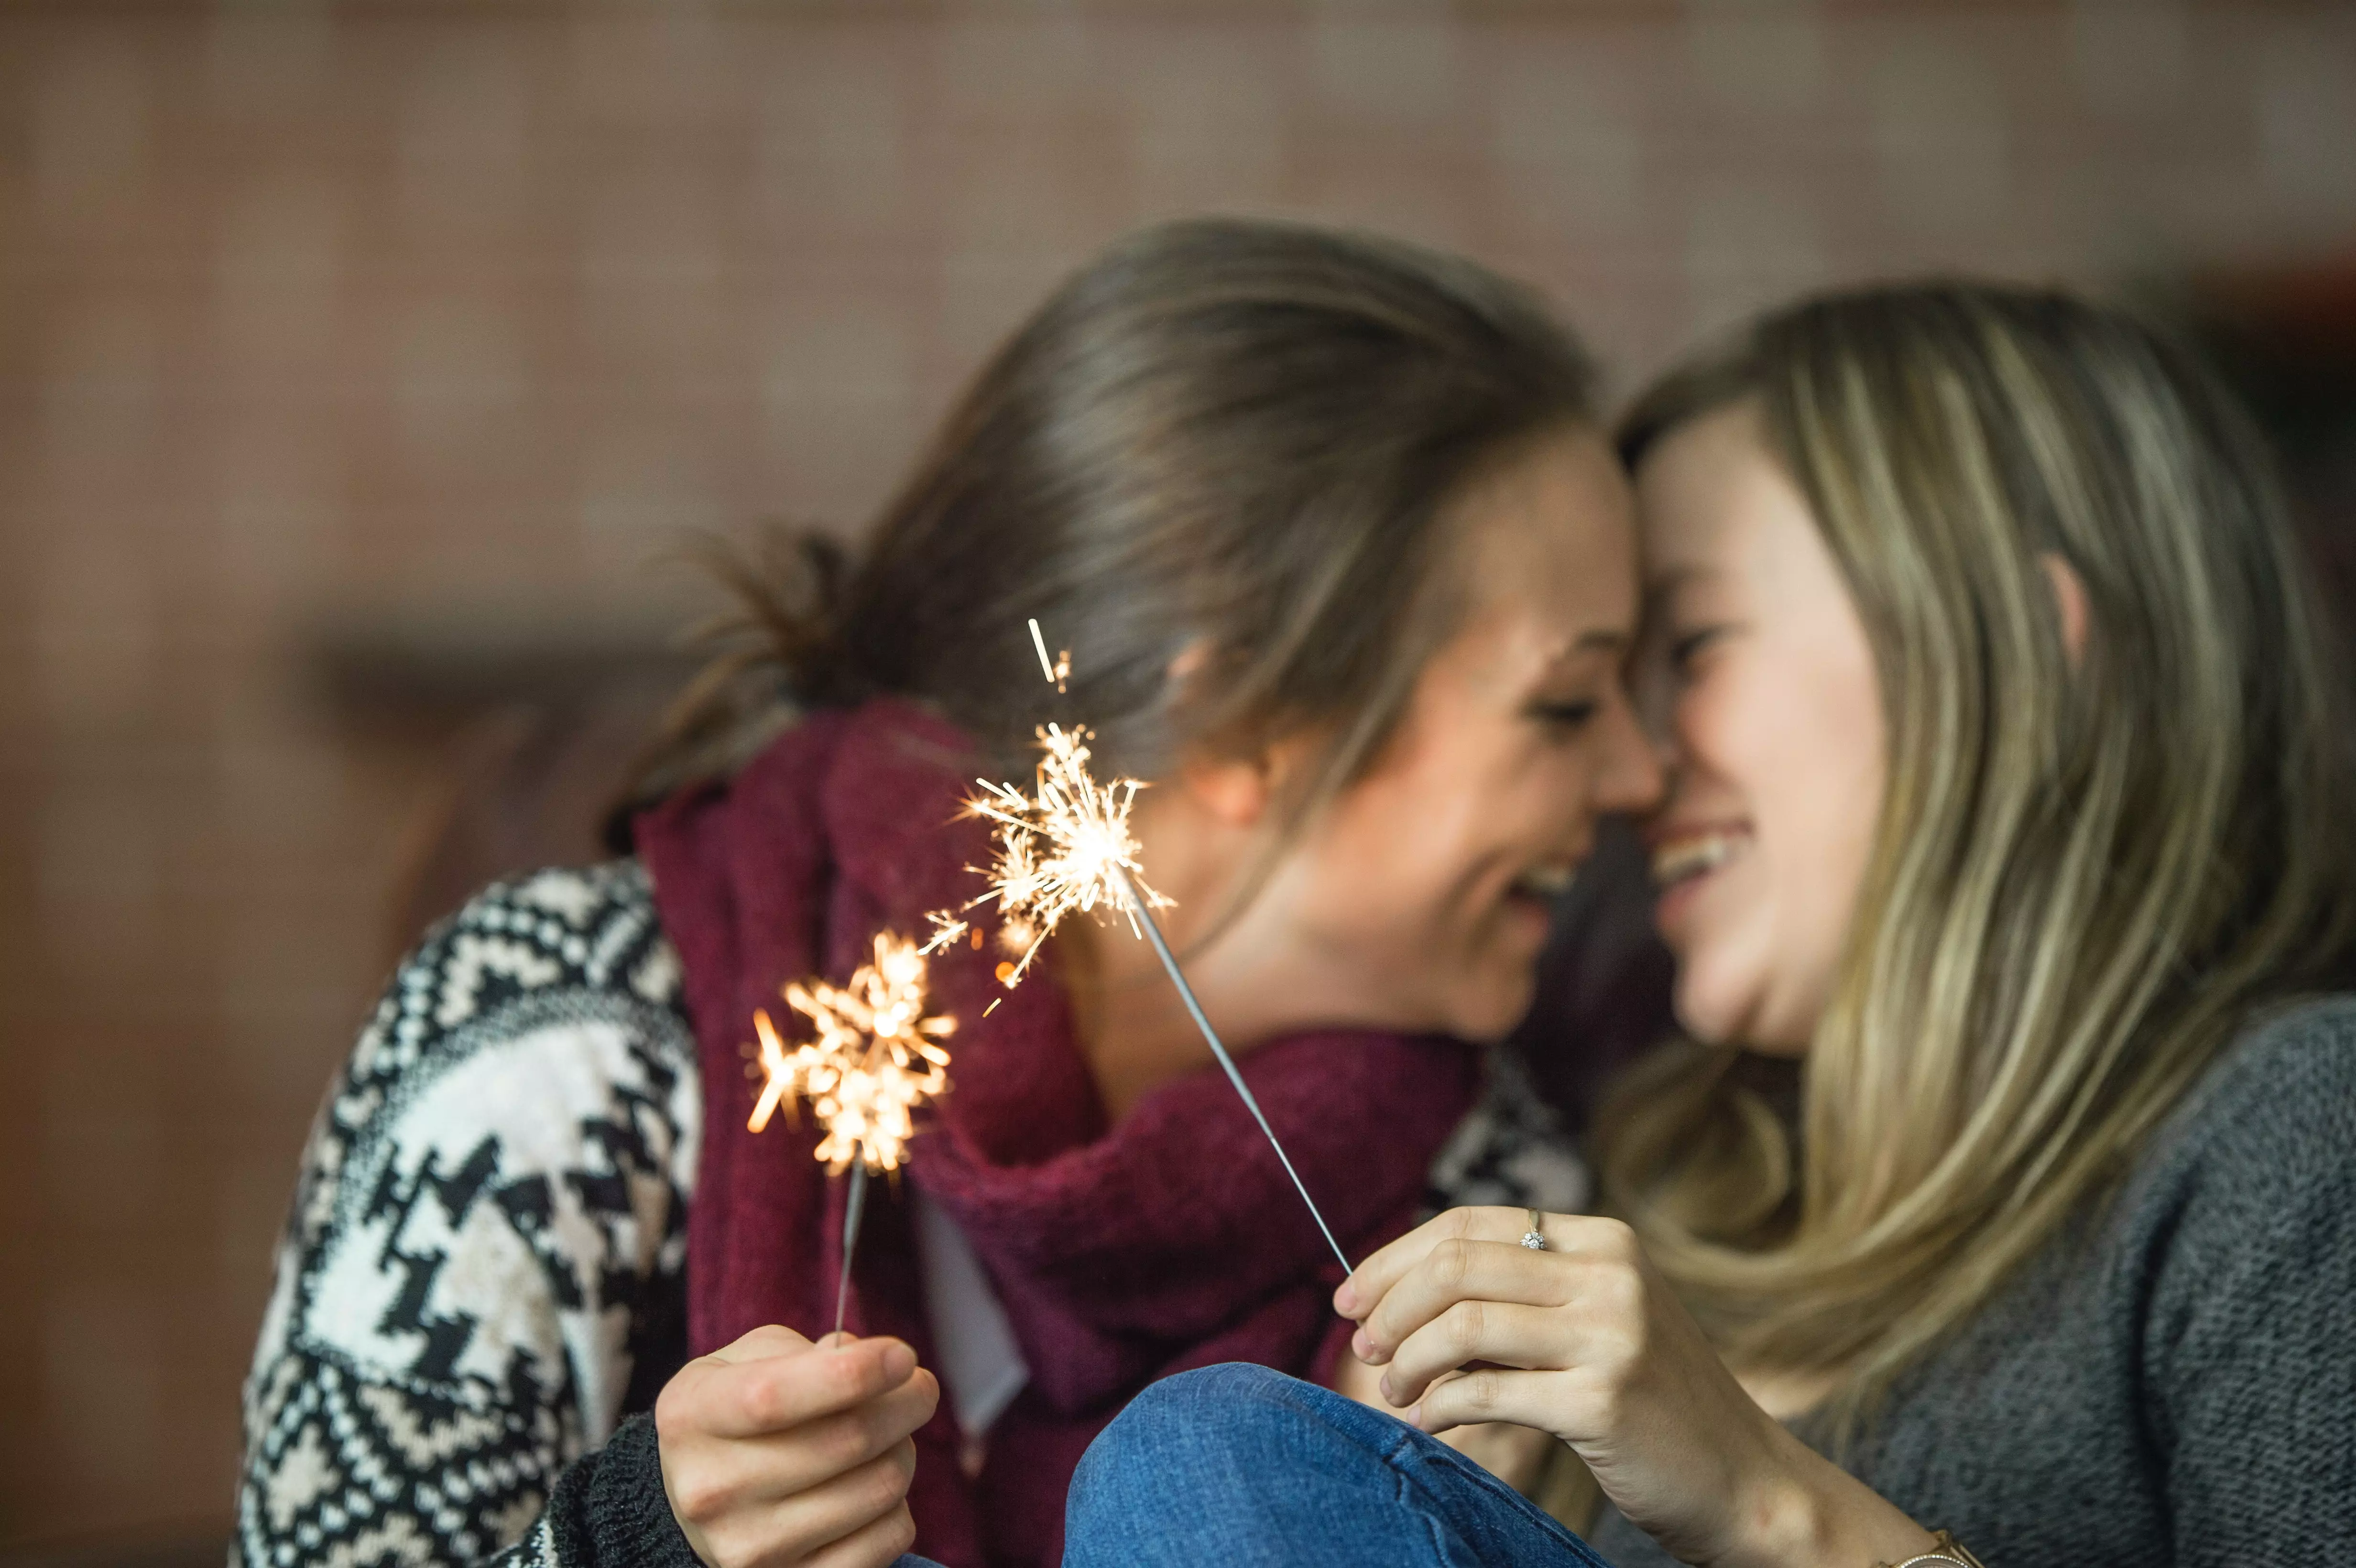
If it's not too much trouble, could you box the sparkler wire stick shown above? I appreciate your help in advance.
[1107,862,1353,1277]
[834,1162,868,1335]
[977,620,1350,1273]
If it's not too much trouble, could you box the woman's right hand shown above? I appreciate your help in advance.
[655,1324,940,1568]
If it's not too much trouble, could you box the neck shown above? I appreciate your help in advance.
[1063,914,1220,1123]
[1062,798,1331,1123]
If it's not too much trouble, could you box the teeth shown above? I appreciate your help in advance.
[1652,833,1744,887]
[1514,862,1578,899]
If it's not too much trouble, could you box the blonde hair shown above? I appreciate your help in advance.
[1604,283,2356,1433]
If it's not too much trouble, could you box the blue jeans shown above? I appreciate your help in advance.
[1061,1363,1616,1568]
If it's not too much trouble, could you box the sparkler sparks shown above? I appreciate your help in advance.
[1029,617,1071,692]
[919,909,970,956]
[745,931,957,1175]
[963,721,1170,986]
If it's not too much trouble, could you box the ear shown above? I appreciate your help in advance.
[1176,751,1274,828]
[1164,637,1278,828]
[2040,552,2091,667]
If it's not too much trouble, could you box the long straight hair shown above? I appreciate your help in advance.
[628,218,1597,863]
[1603,283,2356,1430]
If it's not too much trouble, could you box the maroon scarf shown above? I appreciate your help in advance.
[636,699,1479,1568]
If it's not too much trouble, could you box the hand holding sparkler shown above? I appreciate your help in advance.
[962,621,1355,1274]
[655,1323,936,1568]
[747,931,958,1330]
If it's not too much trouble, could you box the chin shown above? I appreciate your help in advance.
[1669,967,1749,1047]
[1444,975,1538,1045]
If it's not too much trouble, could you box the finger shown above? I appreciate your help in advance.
[680,1369,939,1511]
[796,1500,919,1568]
[1334,1207,1505,1321]
[705,1323,818,1365]
[700,1338,921,1439]
[1379,1298,1578,1408]
[1410,1364,1571,1438]
[1354,1237,1570,1364]
[750,1442,917,1566]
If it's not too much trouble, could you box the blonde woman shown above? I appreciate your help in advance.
[1063,283,2356,1568]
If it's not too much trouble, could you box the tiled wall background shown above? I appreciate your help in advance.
[3,0,2353,1549]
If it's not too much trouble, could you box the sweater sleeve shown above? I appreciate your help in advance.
[2143,999,2356,1567]
[231,862,706,1568]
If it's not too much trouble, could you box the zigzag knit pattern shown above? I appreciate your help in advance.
[232,862,699,1568]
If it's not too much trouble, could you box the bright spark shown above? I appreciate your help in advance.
[918,909,969,956]
[745,931,957,1175]
[995,913,1037,958]
[965,721,1169,986]
[1028,617,1070,693]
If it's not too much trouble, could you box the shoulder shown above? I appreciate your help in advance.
[2108,1003,2356,1540]
[294,860,698,1248]
[336,859,691,1141]
[2125,995,2356,1376]
[2139,994,2356,1213]
[239,863,706,1566]
[400,859,687,1035]
[261,860,701,1401]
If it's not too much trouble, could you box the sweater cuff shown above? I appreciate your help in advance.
[549,1413,706,1568]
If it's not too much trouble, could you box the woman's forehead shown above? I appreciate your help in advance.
[1634,414,1820,587]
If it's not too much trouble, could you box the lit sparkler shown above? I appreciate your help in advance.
[963,620,1353,1274]
[964,719,1170,986]
[746,930,958,1328]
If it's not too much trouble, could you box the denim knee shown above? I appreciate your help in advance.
[1066,1365,1348,1564]
[1072,1363,1283,1491]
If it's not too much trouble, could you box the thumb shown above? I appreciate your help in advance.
[704,1323,817,1366]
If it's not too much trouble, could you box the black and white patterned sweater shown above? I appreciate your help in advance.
[233,860,1588,1568]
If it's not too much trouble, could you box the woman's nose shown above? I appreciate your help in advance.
[1597,697,1667,813]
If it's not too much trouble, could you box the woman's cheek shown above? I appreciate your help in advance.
[1676,664,1747,770]
[1669,932,1751,1045]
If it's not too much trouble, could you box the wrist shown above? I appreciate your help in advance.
[1712,1427,1933,1568]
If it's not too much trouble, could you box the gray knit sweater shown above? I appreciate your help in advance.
[1592,994,2356,1568]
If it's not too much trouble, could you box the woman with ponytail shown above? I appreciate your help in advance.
[231,218,1661,1568]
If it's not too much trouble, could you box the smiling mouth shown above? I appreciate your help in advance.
[1651,830,1748,890]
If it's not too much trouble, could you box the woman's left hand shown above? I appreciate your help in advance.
[1333,1206,1934,1568]
[1327,1341,1560,1494]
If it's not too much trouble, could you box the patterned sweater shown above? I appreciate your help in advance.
[232,861,1586,1568]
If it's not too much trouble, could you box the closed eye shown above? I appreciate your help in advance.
[1668,627,1724,673]
[1527,699,1597,730]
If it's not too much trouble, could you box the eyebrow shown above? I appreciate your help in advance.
[1643,565,1725,611]
[1540,629,1629,665]
[1646,564,1726,591]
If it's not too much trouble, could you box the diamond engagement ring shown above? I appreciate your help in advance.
[1520,1208,1548,1251]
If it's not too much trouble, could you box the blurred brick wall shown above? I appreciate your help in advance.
[2,0,2352,1549]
